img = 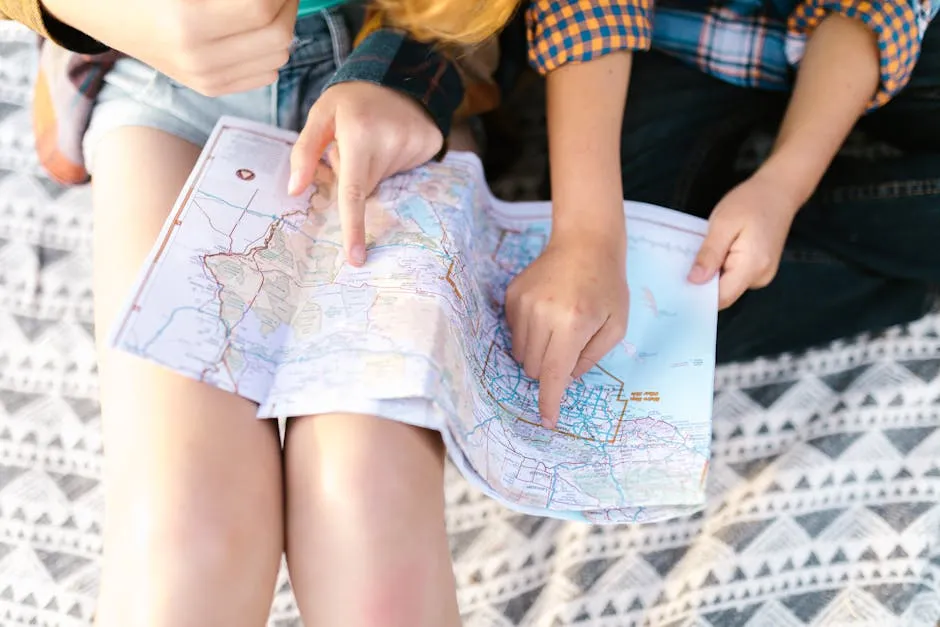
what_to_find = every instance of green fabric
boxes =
[297,0,345,17]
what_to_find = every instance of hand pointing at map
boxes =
[505,227,630,430]
[288,82,444,266]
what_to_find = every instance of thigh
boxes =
[717,246,934,363]
[784,23,940,282]
[83,56,275,175]
[283,414,459,627]
[620,51,782,214]
[784,150,940,285]
[91,128,283,626]
[275,8,351,132]
[718,169,939,363]
[717,30,940,362]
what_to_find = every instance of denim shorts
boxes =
[82,9,350,174]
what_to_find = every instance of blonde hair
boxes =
[375,0,520,45]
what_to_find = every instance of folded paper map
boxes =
[111,117,719,523]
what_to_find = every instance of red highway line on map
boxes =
[198,204,308,390]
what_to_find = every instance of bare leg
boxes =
[91,127,284,626]
[283,414,459,627]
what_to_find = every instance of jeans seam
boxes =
[821,177,940,204]
[779,247,846,266]
[270,71,280,127]
[324,8,351,69]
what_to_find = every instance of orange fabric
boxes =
[0,0,50,39]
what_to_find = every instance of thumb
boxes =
[289,104,334,196]
[688,212,738,284]
[335,138,377,267]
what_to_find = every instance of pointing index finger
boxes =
[538,328,591,429]
[335,138,376,266]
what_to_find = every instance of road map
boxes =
[111,117,719,523]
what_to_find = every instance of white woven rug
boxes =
[1,23,939,626]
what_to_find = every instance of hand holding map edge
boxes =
[687,171,799,309]
[287,81,444,266]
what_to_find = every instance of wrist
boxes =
[550,169,626,248]
[551,209,626,258]
[753,147,821,212]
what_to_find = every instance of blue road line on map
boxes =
[466,413,502,437]
[196,191,273,219]
[142,304,282,367]
[546,461,593,506]
[141,306,207,354]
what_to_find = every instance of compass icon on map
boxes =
[235,168,256,181]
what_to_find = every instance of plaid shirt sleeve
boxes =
[526,0,653,74]
[325,9,501,141]
[788,0,934,108]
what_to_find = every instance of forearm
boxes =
[760,13,880,206]
[546,51,631,246]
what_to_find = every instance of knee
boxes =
[117,497,275,574]
[155,510,257,567]
[284,418,457,627]
[344,536,458,627]
[95,499,280,625]
[358,572,458,627]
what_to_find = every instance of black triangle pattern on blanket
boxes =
[1,24,939,627]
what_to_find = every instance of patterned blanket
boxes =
[1,23,939,626]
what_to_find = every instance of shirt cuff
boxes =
[526,0,653,74]
[323,28,464,139]
[787,0,923,109]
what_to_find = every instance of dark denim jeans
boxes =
[614,26,940,364]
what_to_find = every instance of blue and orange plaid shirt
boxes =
[4,0,939,186]
[526,0,940,108]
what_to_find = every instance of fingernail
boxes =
[688,263,709,283]
[351,245,366,266]
[287,170,301,195]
